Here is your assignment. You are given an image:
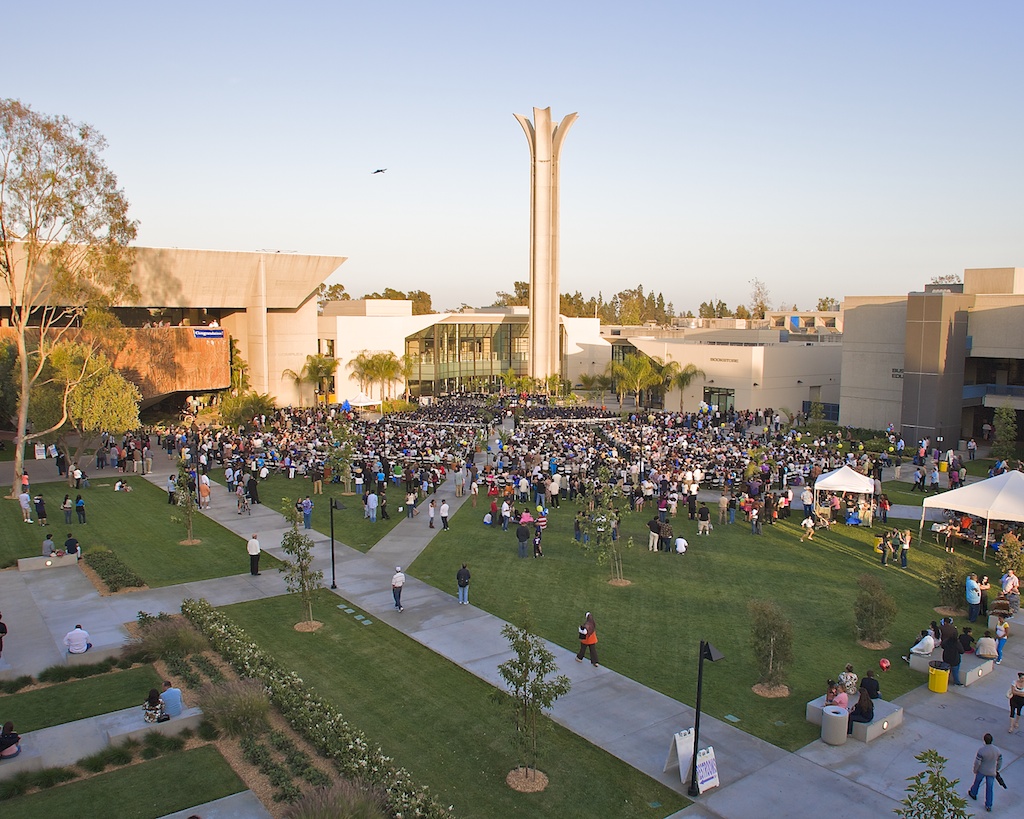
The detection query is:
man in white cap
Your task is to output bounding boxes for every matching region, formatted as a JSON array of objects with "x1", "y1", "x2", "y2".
[{"x1": 392, "y1": 566, "x2": 405, "y2": 611}]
